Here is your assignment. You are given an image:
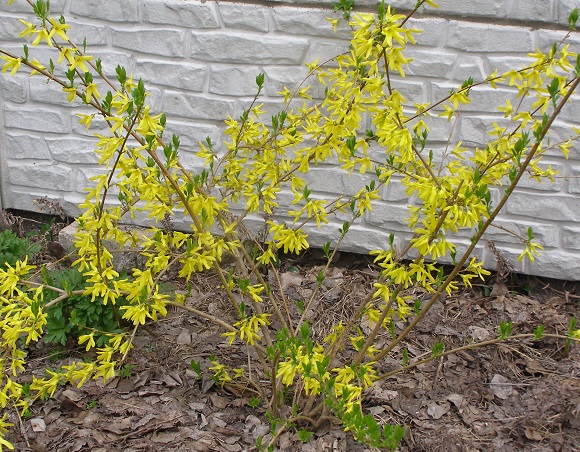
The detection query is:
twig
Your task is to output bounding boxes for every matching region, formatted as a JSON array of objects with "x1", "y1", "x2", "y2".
[
  {"x1": 14, "y1": 407, "x2": 31, "y2": 449},
  {"x1": 377, "y1": 333, "x2": 580, "y2": 381},
  {"x1": 117, "y1": 414, "x2": 184, "y2": 444}
]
